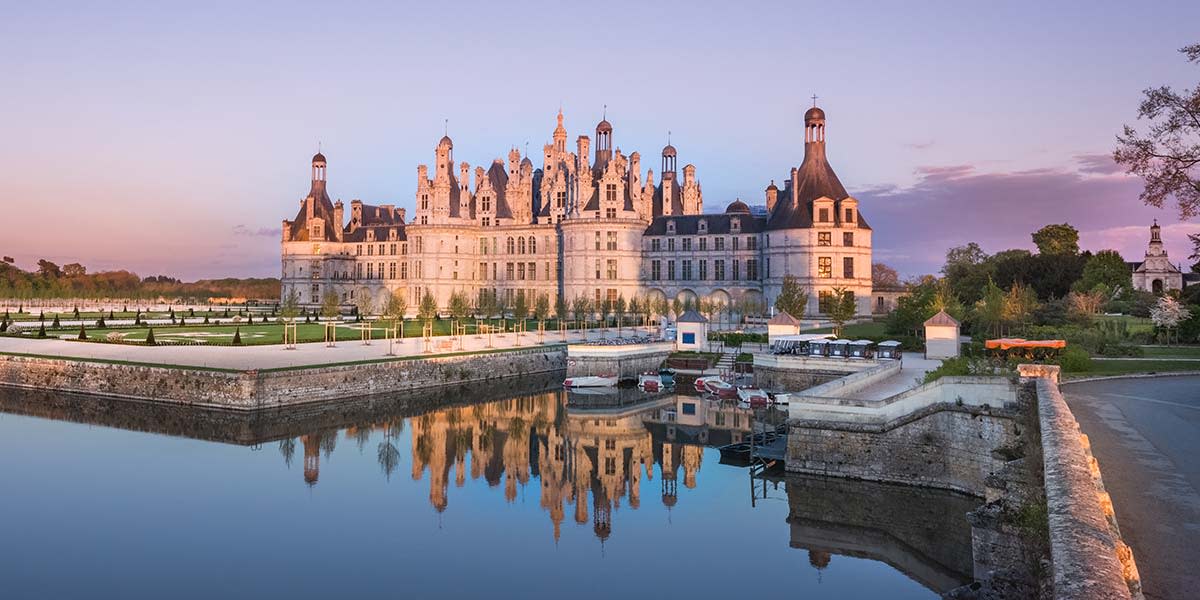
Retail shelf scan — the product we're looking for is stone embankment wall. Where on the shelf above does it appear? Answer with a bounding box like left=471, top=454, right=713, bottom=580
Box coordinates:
left=0, top=347, right=567, bottom=411
left=786, top=377, right=1022, bottom=495
left=565, top=342, right=672, bottom=381
left=1035, top=375, right=1141, bottom=600
left=754, top=355, right=871, bottom=391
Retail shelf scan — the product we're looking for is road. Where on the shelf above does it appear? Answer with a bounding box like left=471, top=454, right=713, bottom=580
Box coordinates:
left=1063, top=376, right=1200, bottom=600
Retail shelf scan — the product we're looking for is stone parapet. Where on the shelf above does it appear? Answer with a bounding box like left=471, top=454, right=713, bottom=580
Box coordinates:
left=565, top=342, right=673, bottom=381
left=0, top=347, right=567, bottom=410
left=1034, top=375, right=1140, bottom=600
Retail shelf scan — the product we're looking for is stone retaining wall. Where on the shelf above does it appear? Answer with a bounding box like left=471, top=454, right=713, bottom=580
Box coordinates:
left=0, top=347, right=567, bottom=410
left=754, top=355, right=869, bottom=391
left=1035, top=375, right=1140, bottom=600
left=565, top=342, right=673, bottom=381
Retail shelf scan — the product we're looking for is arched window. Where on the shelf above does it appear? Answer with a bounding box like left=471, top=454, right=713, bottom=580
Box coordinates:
left=506, top=237, right=515, bottom=254
left=518, top=237, right=526, bottom=254
left=529, top=236, right=537, bottom=254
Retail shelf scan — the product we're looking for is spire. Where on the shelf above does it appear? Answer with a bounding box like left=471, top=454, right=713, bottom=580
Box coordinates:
left=803, top=102, right=827, bottom=159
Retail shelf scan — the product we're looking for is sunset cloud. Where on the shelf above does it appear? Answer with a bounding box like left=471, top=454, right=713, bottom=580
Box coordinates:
left=232, top=225, right=282, bottom=238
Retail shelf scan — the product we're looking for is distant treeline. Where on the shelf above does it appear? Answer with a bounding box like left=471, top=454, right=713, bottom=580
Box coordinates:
left=0, top=259, right=279, bottom=300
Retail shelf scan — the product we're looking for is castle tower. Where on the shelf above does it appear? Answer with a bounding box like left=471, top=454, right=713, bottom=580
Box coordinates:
left=594, top=115, right=613, bottom=172
left=553, top=108, right=567, bottom=153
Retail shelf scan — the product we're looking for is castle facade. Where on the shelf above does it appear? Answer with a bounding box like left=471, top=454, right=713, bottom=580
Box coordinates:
left=281, top=106, right=873, bottom=317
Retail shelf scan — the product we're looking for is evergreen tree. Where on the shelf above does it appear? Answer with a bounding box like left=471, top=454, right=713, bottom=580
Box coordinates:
left=97, top=316, right=106, bottom=328
left=775, top=274, right=810, bottom=318
left=232, top=327, right=242, bottom=345
left=827, top=286, right=857, bottom=337
left=134, top=312, right=142, bottom=325
left=78, top=324, right=87, bottom=340
left=37, top=322, right=46, bottom=338
left=51, top=314, right=60, bottom=329
left=203, top=315, right=210, bottom=324
left=38, top=310, right=44, bottom=322
left=246, top=314, right=254, bottom=325
left=169, top=307, right=175, bottom=318
left=145, top=328, right=156, bottom=345
left=178, top=317, right=185, bottom=326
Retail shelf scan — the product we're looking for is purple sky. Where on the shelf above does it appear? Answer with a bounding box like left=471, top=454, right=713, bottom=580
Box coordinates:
left=5, top=1, right=1198, bottom=279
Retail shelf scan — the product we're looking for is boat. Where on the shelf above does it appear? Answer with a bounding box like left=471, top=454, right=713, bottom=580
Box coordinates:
left=737, top=387, right=770, bottom=405
left=694, top=375, right=735, bottom=397
left=563, top=374, right=618, bottom=388
left=638, top=372, right=662, bottom=392
left=658, top=367, right=676, bottom=386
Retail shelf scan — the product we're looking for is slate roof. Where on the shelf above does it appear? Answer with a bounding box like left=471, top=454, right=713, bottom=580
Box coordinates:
left=677, top=309, right=708, bottom=323
left=287, top=180, right=340, bottom=241
left=764, top=144, right=871, bottom=232
left=768, top=311, right=800, bottom=325
left=924, top=309, right=960, bottom=327
left=643, top=212, right=766, bottom=236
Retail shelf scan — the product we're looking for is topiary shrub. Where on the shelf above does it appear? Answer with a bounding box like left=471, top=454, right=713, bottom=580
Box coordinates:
left=134, top=312, right=142, bottom=325
left=203, top=316, right=210, bottom=324
left=145, top=328, right=156, bottom=346
left=38, top=311, right=45, bottom=322
left=247, top=314, right=254, bottom=325
left=108, top=310, right=114, bottom=319
left=97, top=316, right=106, bottom=328
left=188, top=308, right=195, bottom=317
left=37, top=322, right=46, bottom=338
left=178, top=317, right=186, bottom=326
left=51, top=315, right=60, bottom=329
left=73, top=306, right=80, bottom=318
left=232, top=327, right=242, bottom=345
left=78, top=324, right=87, bottom=340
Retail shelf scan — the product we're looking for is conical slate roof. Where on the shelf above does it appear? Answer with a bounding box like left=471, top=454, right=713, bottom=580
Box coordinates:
left=676, top=310, right=708, bottom=323
left=765, top=147, right=850, bottom=231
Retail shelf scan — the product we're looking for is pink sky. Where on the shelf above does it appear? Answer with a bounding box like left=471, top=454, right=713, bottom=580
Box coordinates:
left=4, top=1, right=1197, bottom=279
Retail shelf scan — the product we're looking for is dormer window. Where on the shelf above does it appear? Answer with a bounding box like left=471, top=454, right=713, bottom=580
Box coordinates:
left=731, top=217, right=741, bottom=233
left=818, top=208, right=830, bottom=223
left=698, top=219, right=708, bottom=233
left=666, top=220, right=676, bottom=234
left=844, top=207, right=854, bottom=223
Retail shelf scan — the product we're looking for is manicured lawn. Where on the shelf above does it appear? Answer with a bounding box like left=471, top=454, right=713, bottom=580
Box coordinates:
left=808, top=320, right=888, bottom=338
left=1140, top=346, right=1200, bottom=359
left=1080, top=359, right=1200, bottom=377
left=25, top=318, right=619, bottom=346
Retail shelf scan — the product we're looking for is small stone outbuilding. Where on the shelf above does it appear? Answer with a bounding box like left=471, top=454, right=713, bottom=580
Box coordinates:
left=767, top=310, right=801, bottom=342
left=676, top=310, right=709, bottom=352
left=924, top=310, right=961, bottom=359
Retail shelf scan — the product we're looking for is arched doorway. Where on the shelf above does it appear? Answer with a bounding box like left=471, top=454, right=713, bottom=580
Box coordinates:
left=1152, top=279, right=1164, bottom=295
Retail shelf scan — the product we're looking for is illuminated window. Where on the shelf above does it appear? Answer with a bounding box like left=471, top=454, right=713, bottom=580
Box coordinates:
left=818, top=257, right=832, bottom=278
left=818, top=232, right=831, bottom=246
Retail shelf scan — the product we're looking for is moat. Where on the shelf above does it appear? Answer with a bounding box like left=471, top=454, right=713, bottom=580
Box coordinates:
left=0, top=378, right=979, bottom=599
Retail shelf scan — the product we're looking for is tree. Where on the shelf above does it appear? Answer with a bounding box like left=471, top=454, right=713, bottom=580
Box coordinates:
left=1114, top=44, right=1200, bottom=219
left=448, top=291, right=471, bottom=331
left=145, top=328, right=156, bottom=345
left=533, top=293, right=550, bottom=331
left=774, top=274, right=809, bottom=318
left=62, top=263, right=86, bottom=277
left=77, top=324, right=87, bottom=340
left=355, top=288, right=374, bottom=320
left=232, top=326, right=242, bottom=345
left=280, top=289, right=301, bottom=320
left=1190, top=233, right=1200, bottom=273
left=553, top=295, right=568, bottom=325
left=1002, top=282, right=1039, bottom=335
left=872, top=262, right=901, bottom=287
left=418, top=290, right=438, bottom=324
left=320, top=291, right=340, bottom=319
left=826, top=287, right=856, bottom=337
left=627, top=296, right=643, bottom=326
left=384, top=289, right=408, bottom=335
left=51, top=314, right=60, bottom=329
left=512, top=291, right=529, bottom=325
left=974, top=279, right=1007, bottom=338
left=1151, top=295, right=1192, bottom=344
left=613, top=295, right=627, bottom=331
left=942, top=242, right=993, bottom=305
left=671, top=297, right=683, bottom=320
left=1032, top=223, right=1080, bottom=256
left=572, top=295, right=591, bottom=328
left=1074, top=250, right=1132, bottom=294
left=36, top=259, right=62, bottom=279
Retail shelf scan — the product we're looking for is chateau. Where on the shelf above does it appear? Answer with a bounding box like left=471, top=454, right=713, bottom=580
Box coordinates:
left=281, top=106, right=873, bottom=317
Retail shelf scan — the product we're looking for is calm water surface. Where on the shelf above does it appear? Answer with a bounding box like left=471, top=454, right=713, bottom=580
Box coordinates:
left=0, top=382, right=975, bottom=599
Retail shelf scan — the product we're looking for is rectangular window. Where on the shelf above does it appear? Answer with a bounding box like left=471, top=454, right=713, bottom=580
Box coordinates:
left=819, top=290, right=834, bottom=314
left=479, top=262, right=487, bottom=280
left=667, top=260, right=676, bottom=281
left=366, top=263, right=374, bottom=279
left=714, top=260, right=725, bottom=280
left=518, top=263, right=526, bottom=280
left=651, top=239, right=661, bottom=252
left=367, top=245, right=374, bottom=256
left=390, top=243, right=397, bottom=256
left=400, top=262, right=408, bottom=279
left=843, top=257, right=855, bottom=279
left=528, top=262, right=536, bottom=280
left=682, top=238, right=692, bottom=251
left=389, top=262, right=396, bottom=279
left=356, top=245, right=363, bottom=256
left=651, top=260, right=662, bottom=280
left=506, top=262, right=514, bottom=280
left=715, top=237, right=725, bottom=251
left=668, top=238, right=675, bottom=252
left=605, top=207, right=617, bottom=219
left=843, top=232, right=854, bottom=246
left=607, top=288, right=617, bottom=306
left=379, top=244, right=385, bottom=256
left=605, top=184, right=617, bottom=203
left=681, top=402, right=697, bottom=415
left=595, top=259, right=601, bottom=280
left=401, top=243, right=408, bottom=255
left=681, top=260, right=692, bottom=280
left=595, top=231, right=601, bottom=251
left=747, top=237, right=757, bottom=251
left=733, top=237, right=740, bottom=251
left=699, top=237, right=707, bottom=251
left=732, top=260, right=740, bottom=280
left=607, top=231, right=617, bottom=251
left=818, top=257, right=832, bottom=278
left=747, top=259, right=759, bottom=280
left=606, top=259, right=617, bottom=280
left=699, top=259, right=708, bottom=280
left=819, top=208, right=830, bottom=222
left=545, top=262, right=551, bottom=280
left=818, top=232, right=831, bottom=246
left=844, top=208, right=854, bottom=223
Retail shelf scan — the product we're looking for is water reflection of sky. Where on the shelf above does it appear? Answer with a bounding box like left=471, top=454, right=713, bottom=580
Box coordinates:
left=0, top=389, right=954, bottom=599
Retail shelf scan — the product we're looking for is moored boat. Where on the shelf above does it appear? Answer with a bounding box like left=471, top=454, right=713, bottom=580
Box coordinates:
left=736, top=386, right=769, bottom=405
left=563, top=374, right=618, bottom=388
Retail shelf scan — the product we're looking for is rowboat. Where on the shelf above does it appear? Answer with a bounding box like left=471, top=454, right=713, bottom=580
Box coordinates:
left=563, top=374, right=618, bottom=388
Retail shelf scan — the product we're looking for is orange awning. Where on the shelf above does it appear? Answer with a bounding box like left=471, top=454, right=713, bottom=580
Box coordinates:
left=985, top=338, right=1067, bottom=350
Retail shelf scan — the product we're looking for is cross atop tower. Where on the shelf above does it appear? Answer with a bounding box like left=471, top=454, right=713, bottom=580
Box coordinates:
left=811, top=94, right=819, bottom=107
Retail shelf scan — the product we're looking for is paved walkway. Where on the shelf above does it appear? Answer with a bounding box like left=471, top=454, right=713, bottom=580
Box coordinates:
left=0, top=327, right=655, bottom=371
left=853, top=356, right=940, bottom=401
left=1063, top=376, right=1200, bottom=600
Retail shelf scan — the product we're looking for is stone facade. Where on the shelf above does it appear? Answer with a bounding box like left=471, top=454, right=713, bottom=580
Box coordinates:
left=1130, top=221, right=1184, bottom=294
left=281, top=106, right=874, bottom=318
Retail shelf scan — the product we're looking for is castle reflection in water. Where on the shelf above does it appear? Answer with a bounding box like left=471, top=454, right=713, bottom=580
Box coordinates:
left=289, top=390, right=765, bottom=542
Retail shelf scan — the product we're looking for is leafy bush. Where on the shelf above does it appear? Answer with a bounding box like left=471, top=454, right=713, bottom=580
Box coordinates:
left=1056, top=346, right=1092, bottom=372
